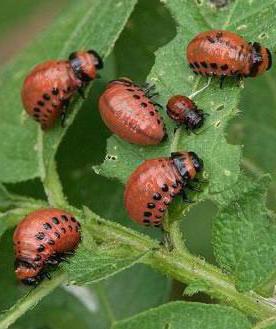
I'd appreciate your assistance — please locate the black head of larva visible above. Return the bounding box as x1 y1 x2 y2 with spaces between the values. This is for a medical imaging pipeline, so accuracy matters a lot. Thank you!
185 109 205 130
69 50 103 82
171 151 204 181
87 49 104 70
189 151 204 173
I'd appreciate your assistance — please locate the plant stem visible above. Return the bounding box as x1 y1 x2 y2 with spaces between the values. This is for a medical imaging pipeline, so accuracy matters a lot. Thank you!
85 213 276 320
0 272 66 329
3 206 276 327
252 317 276 329
43 160 68 208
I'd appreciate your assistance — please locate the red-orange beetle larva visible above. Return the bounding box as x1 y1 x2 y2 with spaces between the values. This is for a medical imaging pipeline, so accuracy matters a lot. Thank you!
13 208 81 285
98 78 167 145
166 95 205 131
124 152 203 227
21 50 103 129
187 30 272 86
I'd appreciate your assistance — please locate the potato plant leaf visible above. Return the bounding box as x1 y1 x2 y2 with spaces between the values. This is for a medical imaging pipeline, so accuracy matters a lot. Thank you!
112 301 251 329
0 0 138 184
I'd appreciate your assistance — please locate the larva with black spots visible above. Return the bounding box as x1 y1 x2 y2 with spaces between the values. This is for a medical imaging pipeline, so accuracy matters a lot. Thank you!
13 208 81 285
187 30 272 83
124 152 203 227
21 50 103 129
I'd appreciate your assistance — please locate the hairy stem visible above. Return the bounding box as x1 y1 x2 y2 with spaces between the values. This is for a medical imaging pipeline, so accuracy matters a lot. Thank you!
253 317 276 329
84 212 276 320
2 206 276 326
42 160 68 208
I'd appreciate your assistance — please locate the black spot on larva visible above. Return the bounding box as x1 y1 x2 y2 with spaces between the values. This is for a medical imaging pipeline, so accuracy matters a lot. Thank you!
207 36 215 43
43 223 52 230
47 109 52 114
200 61 208 68
33 113 40 119
164 200 170 206
35 232 45 240
126 88 135 92
61 227 66 233
61 215 68 222
172 182 178 188
35 255 41 261
210 63 218 69
77 222 81 227
67 86 71 92
37 100 44 106
37 244 45 252
54 232 60 239
154 223 161 227
52 88 59 95
159 208 165 213
194 62 200 68
150 111 154 116
43 93 51 101
153 193 162 200
47 239 55 245
75 226 79 232
33 107 40 113
157 119 161 125
143 219 151 224
133 94 140 99
71 217 76 222
147 203 155 209
162 184 169 192
221 64 229 70
144 211 152 217
52 217 59 224
141 102 147 108
155 215 162 219
68 225 73 231
52 103 58 108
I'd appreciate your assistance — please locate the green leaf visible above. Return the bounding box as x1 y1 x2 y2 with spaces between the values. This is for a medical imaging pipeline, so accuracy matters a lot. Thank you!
213 174 276 292
97 1 276 193
66 242 149 285
0 0 137 184
112 301 251 329
95 0 246 194
239 66 276 210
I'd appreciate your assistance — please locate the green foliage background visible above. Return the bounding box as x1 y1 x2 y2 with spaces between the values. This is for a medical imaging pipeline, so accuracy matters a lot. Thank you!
0 0 276 328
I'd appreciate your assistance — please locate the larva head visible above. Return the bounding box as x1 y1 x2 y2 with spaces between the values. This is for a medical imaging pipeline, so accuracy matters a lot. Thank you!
69 50 103 82
250 42 272 77
15 258 42 285
171 151 203 181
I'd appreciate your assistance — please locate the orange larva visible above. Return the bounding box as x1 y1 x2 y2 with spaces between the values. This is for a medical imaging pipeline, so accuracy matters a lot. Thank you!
187 30 272 85
13 208 81 285
124 152 203 227
22 50 103 129
98 78 167 145
166 95 205 131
